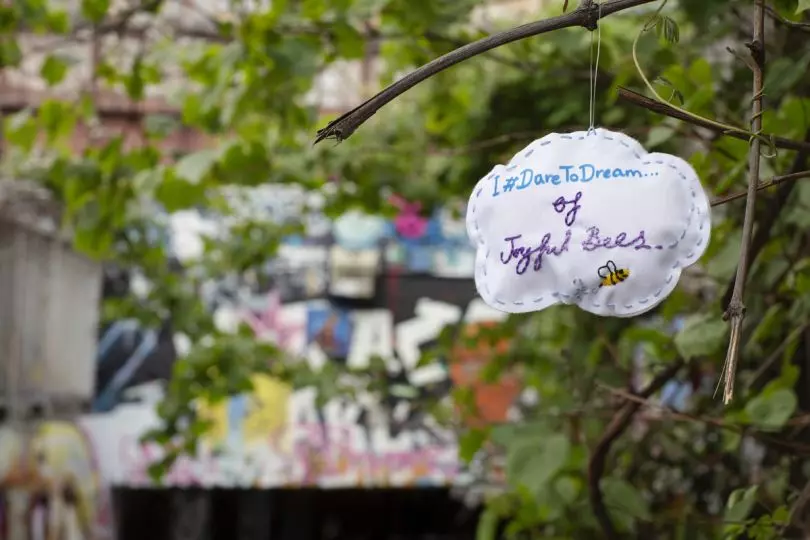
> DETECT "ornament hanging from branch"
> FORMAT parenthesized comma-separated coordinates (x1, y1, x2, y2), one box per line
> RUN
(465, 128, 711, 318)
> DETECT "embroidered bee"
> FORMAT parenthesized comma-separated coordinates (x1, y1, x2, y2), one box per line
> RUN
(597, 260, 630, 287)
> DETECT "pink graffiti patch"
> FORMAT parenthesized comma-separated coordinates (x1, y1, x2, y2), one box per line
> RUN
(391, 196, 428, 240)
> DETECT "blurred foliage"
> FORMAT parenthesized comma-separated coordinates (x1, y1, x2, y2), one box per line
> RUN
(3, 0, 810, 538)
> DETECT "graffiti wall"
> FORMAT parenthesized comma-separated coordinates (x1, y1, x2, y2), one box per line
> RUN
(0, 184, 524, 540)
(85, 292, 509, 489)
(75, 186, 523, 491)
(93, 190, 480, 412)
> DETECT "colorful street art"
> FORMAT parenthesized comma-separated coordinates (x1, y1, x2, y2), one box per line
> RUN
(0, 422, 113, 540)
(87, 292, 509, 489)
(0, 189, 524, 540)
(92, 190, 483, 413)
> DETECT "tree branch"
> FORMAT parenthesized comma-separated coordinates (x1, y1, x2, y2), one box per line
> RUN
(720, 0, 766, 404)
(616, 87, 810, 153)
(313, 0, 659, 144)
(710, 170, 810, 207)
(587, 360, 684, 539)
(764, 4, 810, 34)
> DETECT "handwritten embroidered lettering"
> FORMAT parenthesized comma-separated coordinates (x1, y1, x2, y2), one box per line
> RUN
(500, 232, 572, 275)
(553, 191, 582, 227)
(500, 195, 657, 279)
(581, 226, 652, 251)
(489, 164, 656, 198)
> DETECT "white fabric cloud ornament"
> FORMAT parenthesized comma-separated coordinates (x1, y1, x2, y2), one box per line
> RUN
(466, 128, 711, 318)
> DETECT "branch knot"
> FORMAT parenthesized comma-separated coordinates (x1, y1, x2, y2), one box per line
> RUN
(723, 301, 746, 322)
(579, 0, 600, 31)
(745, 39, 765, 67)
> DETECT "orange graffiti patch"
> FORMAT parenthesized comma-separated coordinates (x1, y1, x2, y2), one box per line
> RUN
(449, 322, 521, 428)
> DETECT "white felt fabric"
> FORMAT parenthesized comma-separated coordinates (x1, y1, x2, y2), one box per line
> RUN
(465, 128, 711, 318)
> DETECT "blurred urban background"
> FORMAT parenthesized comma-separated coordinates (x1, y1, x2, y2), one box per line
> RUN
(1, 0, 809, 539)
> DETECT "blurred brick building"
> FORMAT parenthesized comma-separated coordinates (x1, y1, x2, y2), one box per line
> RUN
(2, 0, 553, 155)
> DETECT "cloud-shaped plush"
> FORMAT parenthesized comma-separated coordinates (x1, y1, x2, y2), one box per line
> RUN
(465, 128, 711, 318)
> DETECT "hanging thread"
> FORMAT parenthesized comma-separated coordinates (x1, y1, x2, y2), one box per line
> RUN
(588, 1, 604, 132)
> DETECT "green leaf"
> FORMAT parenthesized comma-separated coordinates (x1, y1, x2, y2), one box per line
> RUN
(706, 230, 742, 280)
(654, 76, 685, 105)
(476, 507, 498, 540)
(0, 37, 22, 68)
(507, 433, 569, 497)
(4, 109, 39, 151)
(46, 9, 70, 33)
(646, 125, 676, 148)
(747, 305, 783, 352)
(797, 0, 810, 13)
(40, 53, 71, 86)
(155, 175, 207, 213)
(687, 58, 713, 87)
(332, 21, 365, 59)
(674, 313, 728, 359)
(38, 99, 78, 144)
(554, 476, 581, 505)
(175, 149, 218, 184)
(459, 428, 489, 463)
(81, 0, 111, 23)
(745, 388, 797, 430)
(771, 505, 790, 526)
(655, 15, 680, 44)
(724, 486, 759, 526)
(601, 477, 652, 521)
(764, 49, 810, 99)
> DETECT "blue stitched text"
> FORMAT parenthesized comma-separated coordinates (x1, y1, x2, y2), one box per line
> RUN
(491, 164, 657, 197)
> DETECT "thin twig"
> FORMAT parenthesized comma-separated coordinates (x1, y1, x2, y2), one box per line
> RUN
(313, 0, 659, 144)
(588, 360, 684, 539)
(719, 0, 767, 405)
(598, 385, 810, 455)
(598, 384, 726, 428)
(616, 87, 810, 153)
(711, 170, 810, 206)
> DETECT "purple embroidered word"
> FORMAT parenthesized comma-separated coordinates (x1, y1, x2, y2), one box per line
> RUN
(500, 232, 572, 275)
(553, 191, 582, 227)
(581, 226, 652, 251)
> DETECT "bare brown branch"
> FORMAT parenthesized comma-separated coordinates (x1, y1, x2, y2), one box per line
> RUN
(721, 0, 766, 404)
(616, 87, 810, 153)
(314, 0, 659, 144)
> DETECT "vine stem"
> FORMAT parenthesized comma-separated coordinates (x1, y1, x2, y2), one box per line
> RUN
(616, 87, 810, 152)
(719, 0, 767, 404)
(631, 0, 775, 154)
